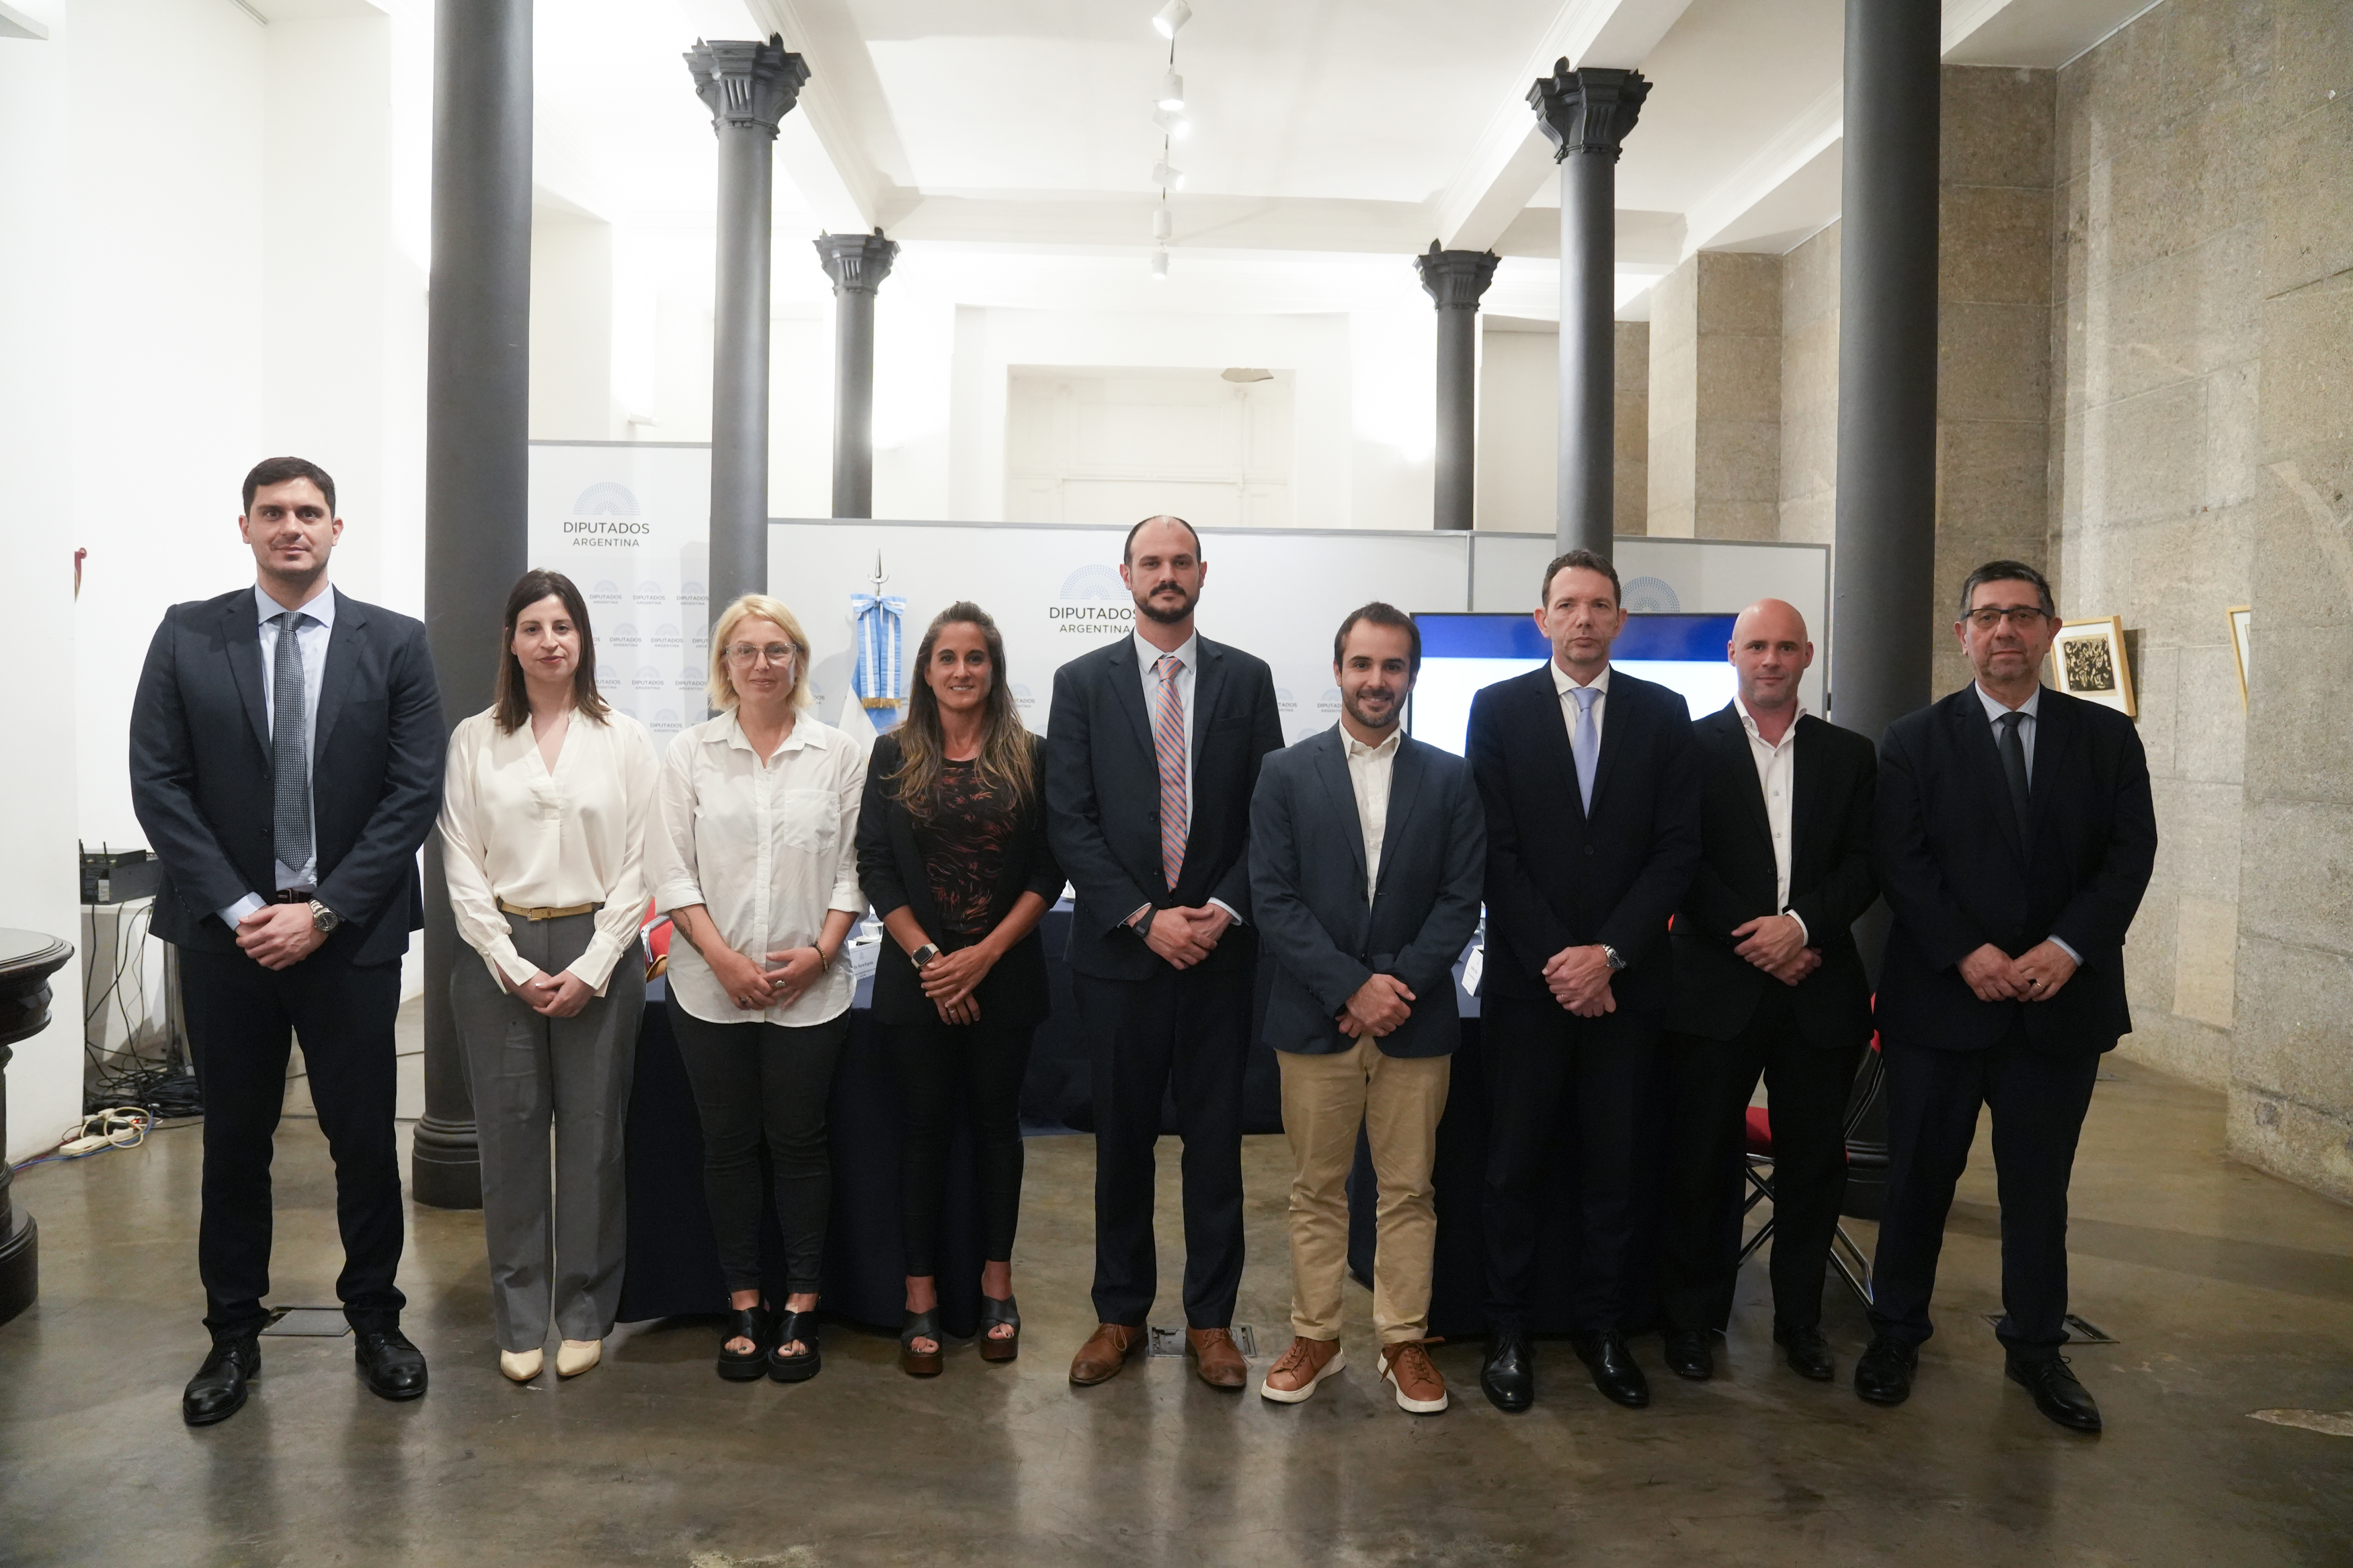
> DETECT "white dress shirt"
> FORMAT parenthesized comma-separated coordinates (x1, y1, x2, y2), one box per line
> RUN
(649, 710, 868, 1027)
(1549, 659, 1609, 753)
(218, 582, 335, 928)
(1735, 697, 1808, 944)
(1975, 682, 2079, 964)
(438, 706, 660, 993)
(1341, 724, 1402, 903)
(1127, 628, 1240, 925)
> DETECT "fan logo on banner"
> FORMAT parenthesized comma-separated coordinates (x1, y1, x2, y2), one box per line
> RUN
(1049, 563, 1135, 636)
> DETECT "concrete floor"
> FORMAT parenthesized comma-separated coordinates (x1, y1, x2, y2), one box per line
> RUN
(2, 1050, 2349, 1567)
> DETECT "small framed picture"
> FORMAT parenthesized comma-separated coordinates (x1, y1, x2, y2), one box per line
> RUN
(2227, 606, 2252, 707)
(2049, 616, 2136, 716)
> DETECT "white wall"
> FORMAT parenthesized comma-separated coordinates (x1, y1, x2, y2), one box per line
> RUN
(1478, 323, 1558, 533)
(1004, 368, 1295, 528)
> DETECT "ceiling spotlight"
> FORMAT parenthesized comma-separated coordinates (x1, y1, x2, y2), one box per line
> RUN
(1151, 247, 1170, 281)
(1153, 106, 1191, 140)
(1157, 71, 1185, 111)
(1152, 208, 1172, 241)
(1152, 1, 1191, 39)
(1152, 160, 1185, 191)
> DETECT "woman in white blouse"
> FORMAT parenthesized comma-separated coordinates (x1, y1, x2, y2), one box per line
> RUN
(649, 593, 866, 1385)
(439, 569, 657, 1385)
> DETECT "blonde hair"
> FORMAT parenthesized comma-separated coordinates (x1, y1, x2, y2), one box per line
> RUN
(707, 594, 815, 712)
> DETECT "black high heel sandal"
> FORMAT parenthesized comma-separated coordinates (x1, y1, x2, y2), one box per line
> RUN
(900, 1309, 945, 1377)
(768, 1308, 822, 1384)
(717, 1305, 769, 1383)
(978, 1294, 1021, 1364)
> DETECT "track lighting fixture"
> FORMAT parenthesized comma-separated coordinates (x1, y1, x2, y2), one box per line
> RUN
(1152, 1, 1191, 39)
(1152, 161, 1185, 191)
(1157, 71, 1185, 111)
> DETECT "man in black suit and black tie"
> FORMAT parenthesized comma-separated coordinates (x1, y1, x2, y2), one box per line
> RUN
(130, 456, 445, 1426)
(1467, 548, 1701, 1411)
(1046, 515, 1283, 1391)
(1656, 599, 1877, 1385)
(1854, 560, 2157, 1433)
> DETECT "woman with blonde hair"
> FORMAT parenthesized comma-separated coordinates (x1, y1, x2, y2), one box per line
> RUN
(648, 593, 867, 1383)
(440, 569, 657, 1384)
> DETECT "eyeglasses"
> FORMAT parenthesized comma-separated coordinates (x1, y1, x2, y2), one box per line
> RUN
(1962, 606, 2049, 630)
(724, 643, 798, 667)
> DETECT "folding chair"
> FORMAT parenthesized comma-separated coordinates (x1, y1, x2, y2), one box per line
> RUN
(1737, 1031, 1886, 1309)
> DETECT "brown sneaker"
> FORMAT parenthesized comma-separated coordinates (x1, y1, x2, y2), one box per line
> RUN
(1186, 1327, 1248, 1389)
(1258, 1335, 1345, 1403)
(1068, 1323, 1145, 1387)
(1380, 1339, 1449, 1414)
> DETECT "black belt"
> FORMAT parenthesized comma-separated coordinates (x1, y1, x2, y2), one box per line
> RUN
(270, 889, 317, 904)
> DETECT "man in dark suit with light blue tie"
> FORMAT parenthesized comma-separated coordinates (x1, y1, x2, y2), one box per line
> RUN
(1467, 549, 1702, 1412)
(130, 456, 444, 1426)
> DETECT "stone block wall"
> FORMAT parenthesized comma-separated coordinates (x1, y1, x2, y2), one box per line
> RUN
(1648, 251, 1782, 539)
(1778, 222, 1839, 550)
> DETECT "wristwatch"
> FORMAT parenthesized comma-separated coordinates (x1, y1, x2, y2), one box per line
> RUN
(308, 899, 342, 935)
(1601, 944, 1627, 971)
(910, 942, 942, 971)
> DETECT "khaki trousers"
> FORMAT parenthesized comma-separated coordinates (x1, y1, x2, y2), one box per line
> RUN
(1278, 1039, 1451, 1344)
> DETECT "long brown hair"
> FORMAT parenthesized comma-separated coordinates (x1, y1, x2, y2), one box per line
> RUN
(493, 569, 611, 733)
(891, 602, 1035, 815)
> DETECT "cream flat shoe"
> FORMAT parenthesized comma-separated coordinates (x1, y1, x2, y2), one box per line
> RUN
(556, 1339, 602, 1378)
(500, 1348, 544, 1383)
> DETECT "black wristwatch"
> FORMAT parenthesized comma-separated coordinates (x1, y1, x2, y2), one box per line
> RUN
(910, 942, 942, 971)
(1601, 944, 1627, 971)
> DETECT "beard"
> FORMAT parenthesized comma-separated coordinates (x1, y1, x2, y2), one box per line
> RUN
(1135, 582, 1197, 624)
(1343, 688, 1399, 729)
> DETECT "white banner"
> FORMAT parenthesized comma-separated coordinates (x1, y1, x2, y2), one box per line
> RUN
(526, 442, 713, 748)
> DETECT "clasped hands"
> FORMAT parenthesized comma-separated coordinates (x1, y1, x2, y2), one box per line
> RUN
(501, 966, 597, 1018)
(1731, 912, 1821, 988)
(1958, 940, 2077, 1003)
(1337, 973, 1415, 1040)
(1543, 944, 1618, 1018)
(709, 944, 832, 1013)
(918, 940, 1002, 1027)
(1142, 904, 1233, 971)
(234, 902, 327, 971)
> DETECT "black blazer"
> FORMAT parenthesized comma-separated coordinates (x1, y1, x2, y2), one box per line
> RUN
(128, 586, 445, 968)
(1874, 684, 2157, 1054)
(1248, 729, 1486, 1059)
(1044, 633, 1284, 983)
(1667, 706, 1877, 1048)
(855, 730, 1064, 1028)
(1468, 664, 1702, 1014)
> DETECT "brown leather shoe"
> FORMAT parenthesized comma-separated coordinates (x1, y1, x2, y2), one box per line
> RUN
(1187, 1327, 1248, 1389)
(1380, 1339, 1449, 1414)
(1069, 1323, 1145, 1386)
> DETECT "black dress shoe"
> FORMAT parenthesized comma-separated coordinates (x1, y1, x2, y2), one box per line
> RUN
(1773, 1321, 1835, 1382)
(1662, 1329, 1714, 1381)
(1853, 1335, 1917, 1406)
(2007, 1355, 2102, 1433)
(182, 1337, 260, 1427)
(1480, 1322, 1533, 1412)
(1568, 1330, 1650, 1408)
(354, 1327, 429, 1401)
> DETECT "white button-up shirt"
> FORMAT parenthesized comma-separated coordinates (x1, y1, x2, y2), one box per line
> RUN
(1550, 659, 1609, 755)
(1341, 724, 1402, 903)
(1736, 696, 1808, 943)
(649, 710, 868, 1027)
(438, 706, 660, 994)
(218, 582, 335, 926)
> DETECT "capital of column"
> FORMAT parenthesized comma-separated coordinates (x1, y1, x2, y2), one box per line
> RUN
(815, 230, 900, 295)
(685, 36, 809, 140)
(1416, 243, 1501, 311)
(1527, 62, 1650, 161)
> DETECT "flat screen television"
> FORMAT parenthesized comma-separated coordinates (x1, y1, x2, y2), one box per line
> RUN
(1408, 612, 1739, 757)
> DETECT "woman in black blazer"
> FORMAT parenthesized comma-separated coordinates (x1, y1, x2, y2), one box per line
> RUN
(856, 601, 1061, 1377)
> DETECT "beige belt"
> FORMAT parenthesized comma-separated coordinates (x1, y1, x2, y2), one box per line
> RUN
(499, 900, 601, 921)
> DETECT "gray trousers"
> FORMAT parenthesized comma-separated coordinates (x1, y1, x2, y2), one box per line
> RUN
(451, 910, 643, 1350)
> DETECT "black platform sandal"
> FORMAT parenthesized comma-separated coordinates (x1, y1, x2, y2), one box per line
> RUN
(768, 1308, 822, 1384)
(717, 1306, 768, 1383)
(978, 1294, 1021, 1364)
(900, 1308, 945, 1377)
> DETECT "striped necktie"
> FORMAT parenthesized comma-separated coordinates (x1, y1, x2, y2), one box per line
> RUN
(1153, 655, 1187, 893)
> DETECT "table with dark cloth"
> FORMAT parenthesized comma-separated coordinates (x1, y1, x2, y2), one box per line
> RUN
(619, 905, 1285, 1337)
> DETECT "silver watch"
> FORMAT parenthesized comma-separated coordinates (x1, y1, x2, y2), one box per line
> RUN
(309, 899, 342, 934)
(1601, 944, 1627, 971)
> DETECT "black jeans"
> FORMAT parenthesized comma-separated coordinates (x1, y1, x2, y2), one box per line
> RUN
(667, 1001, 850, 1296)
(180, 947, 406, 1339)
(881, 1009, 1036, 1276)
(1660, 988, 1863, 1333)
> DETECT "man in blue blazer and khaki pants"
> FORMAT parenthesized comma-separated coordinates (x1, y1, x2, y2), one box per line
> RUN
(1248, 604, 1485, 1415)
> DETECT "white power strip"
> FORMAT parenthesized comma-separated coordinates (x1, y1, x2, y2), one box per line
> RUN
(56, 1107, 150, 1157)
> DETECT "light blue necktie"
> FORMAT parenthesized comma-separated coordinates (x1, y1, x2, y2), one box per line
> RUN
(1571, 684, 1602, 813)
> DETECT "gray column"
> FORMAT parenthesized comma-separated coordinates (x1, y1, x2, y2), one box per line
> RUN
(415, 0, 534, 1210)
(1829, 0, 1939, 744)
(814, 230, 900, 520)
(1529, 62, 1649, 558)
(687, 38, 808, 616)
(1414, 244, 1500, 532)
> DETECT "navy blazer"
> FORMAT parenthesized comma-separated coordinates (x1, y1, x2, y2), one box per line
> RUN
(1667, 705, 1877, 1049)
(1043, 633, 1284, 983)
(1874, 684, 2157, 1054)
(129, 586, 445, 968)
(1248, 727, 1486, 1058)
(1468, 663, 1702, 1013)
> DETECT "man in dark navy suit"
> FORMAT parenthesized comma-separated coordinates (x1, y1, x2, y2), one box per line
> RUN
(1045, 515, 1283, 1390)
(130, 456, 444, 1426)
(1466, 549, 1701, 1411)
(1855, 561, 2157, 1434)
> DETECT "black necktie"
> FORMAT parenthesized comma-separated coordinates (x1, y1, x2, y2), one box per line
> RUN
(1995, 710, 2030, 841)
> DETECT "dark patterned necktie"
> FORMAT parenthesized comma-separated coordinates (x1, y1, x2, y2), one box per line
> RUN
(272, 612, 313, 880)
(1996, 710, 2030, 841)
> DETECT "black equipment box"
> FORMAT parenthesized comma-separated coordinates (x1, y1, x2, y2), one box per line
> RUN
(81, 846, 163, 905)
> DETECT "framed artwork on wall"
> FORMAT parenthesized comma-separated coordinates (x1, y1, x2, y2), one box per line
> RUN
(2049, 615, 2136, 717)
(2228, 606, 2252, 708)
